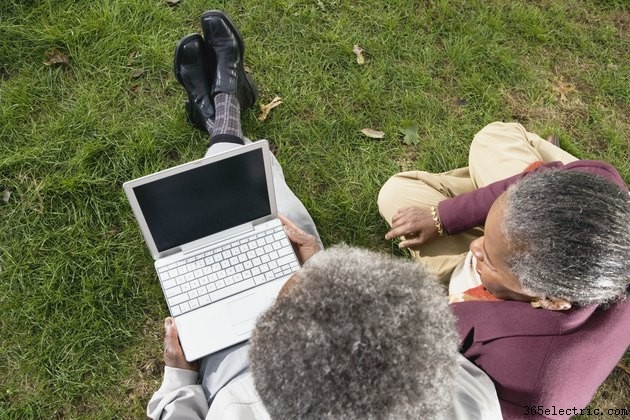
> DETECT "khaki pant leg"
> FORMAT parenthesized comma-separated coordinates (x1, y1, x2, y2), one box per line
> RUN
(378, 169, 483, 285)
(469, 122, 579, 188)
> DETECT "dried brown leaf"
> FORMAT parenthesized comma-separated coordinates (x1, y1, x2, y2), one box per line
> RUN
(43, 49, 69, 66)
(258, 96, 283, 122)
(360, 128, 385, 139)
(129, 83, 142, 94)
(352, 44, 365, 65)
(552, 77, 577, 102)
(127, 51, 140, 65)
(165, 0, 180, 6)
(131, 69, 145, 79)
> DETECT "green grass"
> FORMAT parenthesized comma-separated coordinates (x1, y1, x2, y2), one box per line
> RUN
(1, 0, 628, 417)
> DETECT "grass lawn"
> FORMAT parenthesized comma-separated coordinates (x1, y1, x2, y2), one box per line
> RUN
(1, 0, 628, 417)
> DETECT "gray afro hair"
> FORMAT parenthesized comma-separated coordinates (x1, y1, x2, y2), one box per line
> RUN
(503, 169, 630, 305)
(249, 245, 459, 420)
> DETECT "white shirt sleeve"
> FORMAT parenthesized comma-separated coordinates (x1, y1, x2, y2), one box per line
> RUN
(147, 367, 209, 420)
(453, 354, 503, 420)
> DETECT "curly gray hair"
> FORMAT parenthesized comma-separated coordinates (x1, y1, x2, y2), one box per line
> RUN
(249, 245, 459, 419)
(503, 169, 630, 305)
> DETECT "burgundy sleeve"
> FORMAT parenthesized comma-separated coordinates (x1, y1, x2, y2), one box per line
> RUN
(437, 160, 627, 235)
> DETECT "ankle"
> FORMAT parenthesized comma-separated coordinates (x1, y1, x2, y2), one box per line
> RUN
(213, 93, 243, 140)
(212, 134, 244, 145)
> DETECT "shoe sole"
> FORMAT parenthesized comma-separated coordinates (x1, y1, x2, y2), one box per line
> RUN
(201, 10, 259, 107)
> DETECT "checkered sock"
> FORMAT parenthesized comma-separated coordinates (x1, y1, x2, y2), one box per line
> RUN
(204, 118, 214, 136)
(212, 93, 244, 144)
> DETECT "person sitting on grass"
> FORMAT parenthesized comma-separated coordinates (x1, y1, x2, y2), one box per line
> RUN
(149, 246, 504, 419)
(379, 121, 630, 419)
(147, 10, 503, 420)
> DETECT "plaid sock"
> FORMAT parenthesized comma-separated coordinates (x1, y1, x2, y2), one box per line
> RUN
(212, 93, 244, 144)
(204, 118, 215, 136)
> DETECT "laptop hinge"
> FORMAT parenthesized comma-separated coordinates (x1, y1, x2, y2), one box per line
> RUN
(180, 223, 254, 256)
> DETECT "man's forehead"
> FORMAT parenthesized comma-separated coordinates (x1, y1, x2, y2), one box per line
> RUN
(484, 195, 510, 263)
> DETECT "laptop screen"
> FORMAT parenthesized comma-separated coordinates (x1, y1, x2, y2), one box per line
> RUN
(133, 148, 271, 252)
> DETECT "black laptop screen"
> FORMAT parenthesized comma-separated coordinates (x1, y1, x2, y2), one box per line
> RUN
(133, 148, 271, 252)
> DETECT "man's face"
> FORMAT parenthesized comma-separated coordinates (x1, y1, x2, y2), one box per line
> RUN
(469, 193, 533, 301)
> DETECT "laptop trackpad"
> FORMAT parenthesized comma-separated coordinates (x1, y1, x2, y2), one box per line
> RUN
(227, 292, 270, 335)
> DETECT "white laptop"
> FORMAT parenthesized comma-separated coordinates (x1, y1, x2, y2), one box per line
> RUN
(123, 140, 300, 361)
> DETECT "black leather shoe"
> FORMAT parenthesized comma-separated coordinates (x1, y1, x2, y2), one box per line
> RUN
(173, 34, 215, 131)
(184, 99, 207, 131)
(200, 10, 258, 112)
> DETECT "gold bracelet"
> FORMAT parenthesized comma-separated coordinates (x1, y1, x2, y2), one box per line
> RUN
(431, 206, 445, 236)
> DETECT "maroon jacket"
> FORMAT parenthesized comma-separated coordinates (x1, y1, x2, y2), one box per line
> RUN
(440, 160, 630, 419)
(451, 299, 630, 419)
(438, 160, 628, 235)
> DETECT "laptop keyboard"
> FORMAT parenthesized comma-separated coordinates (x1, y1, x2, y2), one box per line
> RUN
(157, 220, 300, 316)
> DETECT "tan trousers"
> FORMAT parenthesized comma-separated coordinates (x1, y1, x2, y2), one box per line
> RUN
(378, 122, 578, 285)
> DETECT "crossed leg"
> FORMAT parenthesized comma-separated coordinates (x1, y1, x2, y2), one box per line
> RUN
(378, 122, 578, 285)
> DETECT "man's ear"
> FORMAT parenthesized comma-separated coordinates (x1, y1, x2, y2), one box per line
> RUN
(532, 297, 572, 311)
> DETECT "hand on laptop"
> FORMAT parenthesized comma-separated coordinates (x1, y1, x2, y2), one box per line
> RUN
(163, 317, 199, 371)
(279, 214, 321, 265)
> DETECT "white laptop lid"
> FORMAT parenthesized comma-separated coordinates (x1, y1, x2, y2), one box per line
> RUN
(123, 140, 277, 260)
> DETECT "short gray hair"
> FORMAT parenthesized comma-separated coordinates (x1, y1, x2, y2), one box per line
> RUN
(249, 245, 459, 419)
(503, 169, 630, 305)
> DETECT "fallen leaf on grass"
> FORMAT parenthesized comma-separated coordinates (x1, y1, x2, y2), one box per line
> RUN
(617, 361, 630, 375)
(399, 120, 420, 145)
(258, 96, 283, 121)
(353, 45, 365, 65)
(552, 77, 576, 102)
(2, 190, 11, 204)
(43, 49, 69, 66)
(129, 83, 142, 94)
(360, 128, 385, 139)
(165, 0, 180, 6)
(131, 69, 145, 79)
(128, 51, 140, 65)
